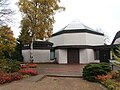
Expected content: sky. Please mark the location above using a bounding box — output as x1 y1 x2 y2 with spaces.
11 0 120 44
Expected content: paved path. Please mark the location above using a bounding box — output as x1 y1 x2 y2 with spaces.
0 64 107 90
35 64 84 76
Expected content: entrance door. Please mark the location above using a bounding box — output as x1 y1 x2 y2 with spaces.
99 50 110 63
67 48 79 64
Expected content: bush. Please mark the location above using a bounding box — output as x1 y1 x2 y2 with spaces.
19 68 38 76
82 63 111 82
0 59 21 73
96 74 112 81
28 64 37 68
21 64 37 68
101 79 120 90
21 64 28 68
0 72 23 84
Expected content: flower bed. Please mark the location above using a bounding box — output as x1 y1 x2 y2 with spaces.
21 64 37 68
28 64 37 68
95 71 120 90
19 68 38 76
0 63 38 84
0 72 23 84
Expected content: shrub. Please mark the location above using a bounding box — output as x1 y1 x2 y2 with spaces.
1 59 21 73
82 63 111 82
117 70 120 77
0 72 23 84
21 64 37 68
21 64 28 68
28 64 37 68
96 74 112 81
11 73 23 80
101 79 120 90
19 68 38 76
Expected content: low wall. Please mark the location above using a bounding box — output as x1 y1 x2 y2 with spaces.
22 49 51 63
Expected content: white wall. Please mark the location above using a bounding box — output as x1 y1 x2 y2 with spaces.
63 33 86 45
50 33 104 46
86 33 104 46
80 49 98 64
22 50 51 63
86 49 95 63
80 49 88 63
50 34 64 46
55 49 67 64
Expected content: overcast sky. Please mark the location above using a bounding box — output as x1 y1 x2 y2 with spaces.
11 0 120 44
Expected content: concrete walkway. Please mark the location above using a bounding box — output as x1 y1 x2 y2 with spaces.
35 64 84 76
0 64 107 90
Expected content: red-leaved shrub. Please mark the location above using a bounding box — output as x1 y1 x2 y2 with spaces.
0 72 23 84
96 71 118 81
21 64 37 68
28 64 37 68
21 64 28 68
96 74 112 81
19 69 38 76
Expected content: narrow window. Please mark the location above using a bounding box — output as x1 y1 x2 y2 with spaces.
94 50 99 60
50 49 55 60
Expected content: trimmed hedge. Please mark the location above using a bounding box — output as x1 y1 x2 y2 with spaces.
82 63 111 82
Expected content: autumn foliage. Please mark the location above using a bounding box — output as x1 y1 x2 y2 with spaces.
19 68 38 76
18 0 65 43
21 64 37 68
96 74 112 81
0 26 16 58
0 71 23 84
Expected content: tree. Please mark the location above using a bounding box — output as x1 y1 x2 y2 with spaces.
96 28 110 45
0 26 16 58
18 0 65 43
0 0 14 26
11 39 23 61
19 16 32 44
112 46 120 62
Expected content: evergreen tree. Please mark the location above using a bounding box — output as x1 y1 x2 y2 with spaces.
113 46 120 62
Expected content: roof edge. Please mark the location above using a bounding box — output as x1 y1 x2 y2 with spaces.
111 31 120 45
51 29 104 37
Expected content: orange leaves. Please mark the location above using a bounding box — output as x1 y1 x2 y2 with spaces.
96 74 112 81
96 71 117 81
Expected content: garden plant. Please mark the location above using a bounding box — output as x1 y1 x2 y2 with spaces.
82 62 120 89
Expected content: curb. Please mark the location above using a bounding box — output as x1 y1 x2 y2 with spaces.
36 74 82 82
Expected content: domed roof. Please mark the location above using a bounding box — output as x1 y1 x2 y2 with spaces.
52 20 104 37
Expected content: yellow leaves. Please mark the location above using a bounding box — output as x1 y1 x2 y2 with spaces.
0 26 16 54
18 0 65 41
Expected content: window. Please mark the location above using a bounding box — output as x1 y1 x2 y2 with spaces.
110 50 113 60
94 50 99 60
50 49 55 60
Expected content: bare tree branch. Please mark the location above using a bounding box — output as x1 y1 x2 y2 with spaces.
0 0 14 26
